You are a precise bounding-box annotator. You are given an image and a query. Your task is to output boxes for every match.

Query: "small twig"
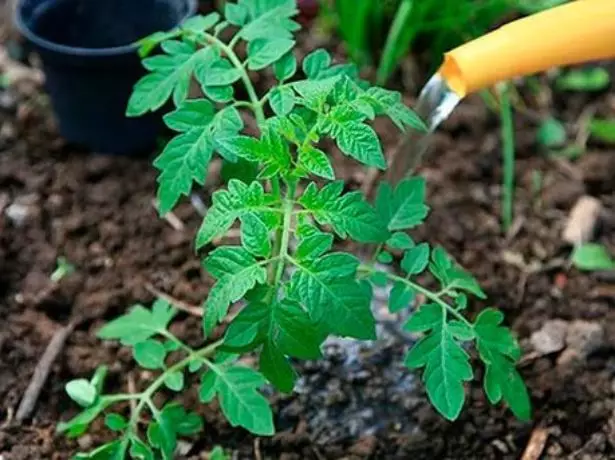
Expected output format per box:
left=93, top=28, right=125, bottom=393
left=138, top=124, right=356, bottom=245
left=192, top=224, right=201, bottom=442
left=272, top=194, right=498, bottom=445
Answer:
left=16, top=321, right=76, bottom=422
left=360, top=167, right=382, bottom=200
left=1, top=407, right=14, bottom=428
left=151, top=199, right=185, bottom=231
left=127, top=374, right=137, bottom=413
left=253, top=438, right=263, bottom=460
left=145, top=283, right=203, bottom=317
left=521, top=427, right=550, bottom=460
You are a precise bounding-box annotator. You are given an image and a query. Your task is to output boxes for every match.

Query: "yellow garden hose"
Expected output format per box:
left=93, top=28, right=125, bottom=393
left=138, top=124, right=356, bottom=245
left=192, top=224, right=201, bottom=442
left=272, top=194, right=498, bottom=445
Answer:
left=440, top=0, right=615, bottom=97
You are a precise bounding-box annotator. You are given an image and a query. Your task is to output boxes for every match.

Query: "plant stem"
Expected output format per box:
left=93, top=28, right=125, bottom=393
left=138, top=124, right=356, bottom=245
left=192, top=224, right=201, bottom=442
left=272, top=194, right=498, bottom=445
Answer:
left=359, top=265, right=472, bottom=327
left=127, top=340, right=223, bottom=430
left=498, top=82, right=515, bottom=232
left=268, top=181, right=297, bottom=295
left=376, top=0, right=414, bottom=86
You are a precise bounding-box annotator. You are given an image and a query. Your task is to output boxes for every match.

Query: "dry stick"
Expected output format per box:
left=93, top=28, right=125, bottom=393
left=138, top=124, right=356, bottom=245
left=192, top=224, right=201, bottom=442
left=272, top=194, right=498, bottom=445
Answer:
left=145, top=283, right=203, bottom=317
left=521, top=427, right=550, bottom=460
left=16, top=321, right=76, bottom=422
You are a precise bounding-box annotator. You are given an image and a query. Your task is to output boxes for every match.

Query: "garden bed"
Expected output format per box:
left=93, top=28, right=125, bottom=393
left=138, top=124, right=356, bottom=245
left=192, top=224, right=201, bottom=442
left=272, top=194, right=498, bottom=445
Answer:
left=2, top=31, right=615, bottom=460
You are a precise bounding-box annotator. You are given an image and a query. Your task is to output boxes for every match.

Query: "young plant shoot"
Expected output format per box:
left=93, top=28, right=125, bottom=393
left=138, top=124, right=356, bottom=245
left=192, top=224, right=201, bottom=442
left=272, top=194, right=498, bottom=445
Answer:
left=60, top=1, right=530, bottom=457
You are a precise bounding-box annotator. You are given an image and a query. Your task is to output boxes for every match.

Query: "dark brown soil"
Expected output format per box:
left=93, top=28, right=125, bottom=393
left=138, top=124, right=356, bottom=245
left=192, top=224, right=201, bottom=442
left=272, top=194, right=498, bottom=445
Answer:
left=3, top=28, right=615, bottom=460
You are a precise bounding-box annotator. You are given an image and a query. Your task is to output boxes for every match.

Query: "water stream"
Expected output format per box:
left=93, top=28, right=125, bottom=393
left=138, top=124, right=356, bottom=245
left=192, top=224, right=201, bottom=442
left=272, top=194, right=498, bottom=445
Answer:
left=390, top=73, right=461, bottom=182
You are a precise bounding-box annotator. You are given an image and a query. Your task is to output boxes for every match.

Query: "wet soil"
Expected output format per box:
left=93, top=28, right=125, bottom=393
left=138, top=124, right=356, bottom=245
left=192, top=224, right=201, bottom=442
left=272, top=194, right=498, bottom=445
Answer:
left=2, top=30, right=615, bottom=460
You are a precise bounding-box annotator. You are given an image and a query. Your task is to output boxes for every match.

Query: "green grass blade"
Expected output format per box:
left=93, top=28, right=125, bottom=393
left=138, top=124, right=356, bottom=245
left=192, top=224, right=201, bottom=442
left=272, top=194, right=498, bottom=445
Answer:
left=376, top=0, right=414, bottom=86
left=498, top=83, right=515, bottom=232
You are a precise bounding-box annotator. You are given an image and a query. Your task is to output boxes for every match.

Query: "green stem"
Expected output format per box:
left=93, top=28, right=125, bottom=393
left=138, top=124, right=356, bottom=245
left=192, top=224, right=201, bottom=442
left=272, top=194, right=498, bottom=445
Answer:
left=359, top=265, right=472, bottom=327
left=376, top=0, right=414, bottom=86
left=498, top=82, right=515, bottom=232
left=268, top=181, right=297, bottom=293
left=127, top=340, right=223, bottom=430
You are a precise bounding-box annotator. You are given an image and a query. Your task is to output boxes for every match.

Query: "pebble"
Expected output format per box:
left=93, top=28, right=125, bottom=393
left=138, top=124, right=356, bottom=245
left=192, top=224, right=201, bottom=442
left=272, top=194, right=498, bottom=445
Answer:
left=5, top=194, right=39, bottom=226
left=530, top=319, right=569, bottom=355
left=566, top=320, right=604, bottom=356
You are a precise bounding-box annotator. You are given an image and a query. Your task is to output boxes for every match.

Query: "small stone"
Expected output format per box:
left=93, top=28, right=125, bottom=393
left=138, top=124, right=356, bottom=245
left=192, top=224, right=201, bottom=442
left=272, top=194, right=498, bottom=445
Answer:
left=5, top=198, right=36, bottom=226
left=562, top=196, right=602, bottom=245
left=530, top=319, right=569, bottom=355
left=77, top=434, right=93, bottom=450
left=566, top=320, right=604, bottom=356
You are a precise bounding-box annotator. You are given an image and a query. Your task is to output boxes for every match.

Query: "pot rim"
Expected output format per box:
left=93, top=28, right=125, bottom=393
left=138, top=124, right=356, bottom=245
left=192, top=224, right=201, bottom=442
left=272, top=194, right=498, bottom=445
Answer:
left=14, top=0, right=198, bottom=57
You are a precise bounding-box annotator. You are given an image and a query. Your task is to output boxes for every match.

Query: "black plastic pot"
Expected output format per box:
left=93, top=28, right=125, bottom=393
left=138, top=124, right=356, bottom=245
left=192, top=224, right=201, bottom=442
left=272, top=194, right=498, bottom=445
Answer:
left=15, top=0, right=197, bottom=154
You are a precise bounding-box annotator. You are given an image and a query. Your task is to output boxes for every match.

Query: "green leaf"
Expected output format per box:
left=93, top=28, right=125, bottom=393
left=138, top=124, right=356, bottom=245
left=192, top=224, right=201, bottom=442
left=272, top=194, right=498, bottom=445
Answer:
left=295, top=232, right=334, bottom=261
left=203, top=247, right=269, bottom=335
left=360, top=87, right=426, bottom=131
left=209, top=365, right=275, bottom=435
left=404, top=303, right=442, bottom=333
left=474, top=309, right=530, bottom=420
left=448, top=321, right=475, bottom=341
left=104, top=413, right=128, bottom=431
left=302, top=49, right=331, bottom=79
left=404, top=304, right=473, bottom=420
left=240, top=213, right=272, bottom=258
left=130, top=437, right=154, bottom=460
left=161, top=403, right=203, bottom=435
left=334, top=122, right=386, bottom=169
left=74, top=441, right=125, bottom=460
left=401, top=243, right=430, bottom=275
left=164, top=99, right=215, bottom=132
left=203, top=85, right=234, bottom=103
left=127, top=43, right=205, bottom=116
left=260, top=340, right=297, bottom=392
left=589, top=118, right=615, bottom=144
left=164, top=371, right=185, bottom=392
left=154, top=128, right=213, bottom=214
left=298, top=146, right=334, bottom=180
left=57, top=398, right=110, bottom=437
left=133, top=340, right=167, bottom=370
left=225, top=2, right=248, bottom=25
left=182, top=12, right=220, bottom=33
left=209, top=446, right=228, bottom=460
left=298, top=182, right=389, bottom=243
left=376, top=178, right=429, bottom=231
left=289, top=256, right=375, bottom=340
left=370, top=270, right=388, bottom=287
left=196, top=180, right=280, bottom=248
left=274, top=52, right=297, bottom=81
left=65, top=379, right=97, bottom=408
left=556, top=67, right=610, bottom=92
left=537, top=118, right=567, bottom=148
left=474, top=308, right=521, bottom=361
left=147, top=419, right=175, bottom=460
left=483, top=354, right=531, bottom=421
left=97, top=301, right=175, bottom=345
left=269, top=86, right=296, bottom=116
left=274, top=300, right=324, bottom=359
left=389, top=281, right=415, bottom=313
left=239, top=0, right=300, bottom=42
left=572, top=243, right=615, bottom=271
left=90, top=366, right=108, bottom=394
left=377, top=251, right=393, bottom=264
left=224, top=301, right=270, bottom=349
left=247, top=38, right=295, bottom=71
left=292, top=76, right=341, bottom=107
left=215, top=131, right=292, bottom=178
left=429, top=247, right=486, bottom=299
left=386, top=232, right=414, bottom=250
left=200, top=371, right=218, bottom=403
